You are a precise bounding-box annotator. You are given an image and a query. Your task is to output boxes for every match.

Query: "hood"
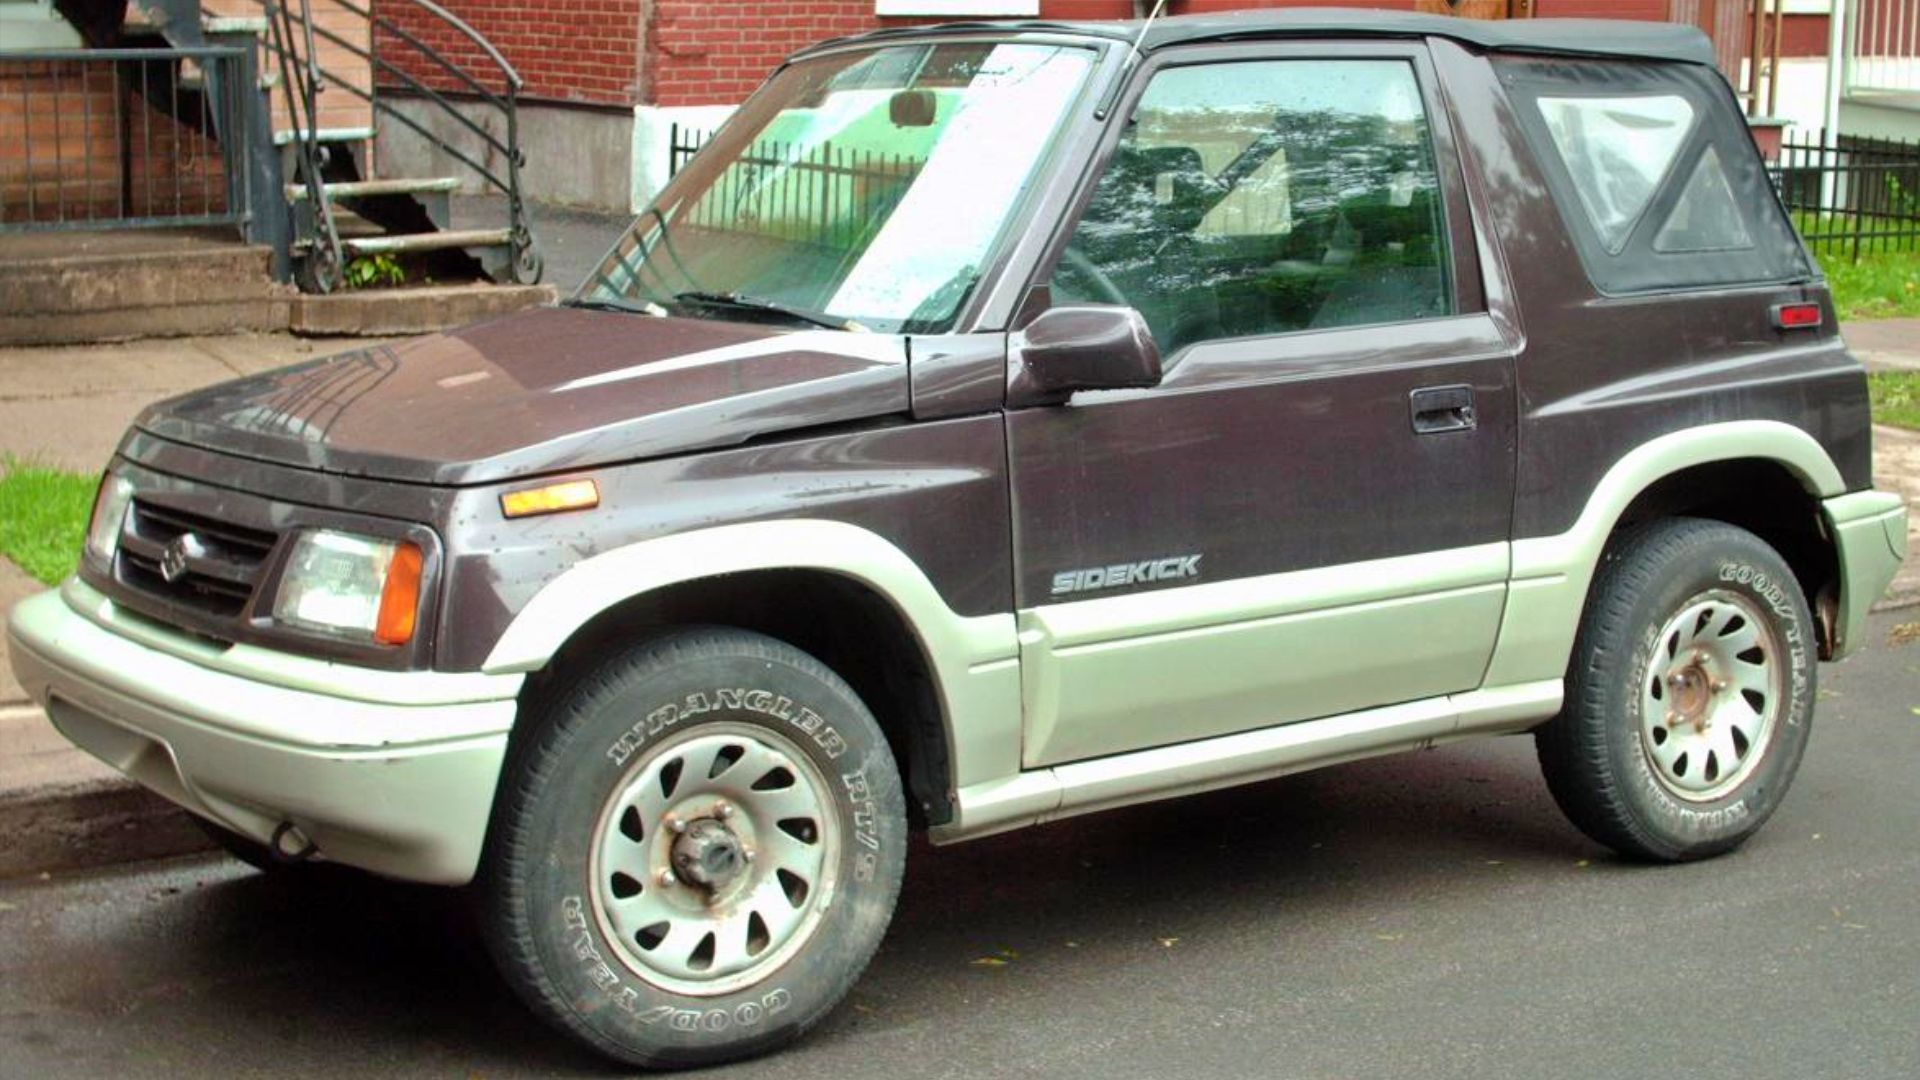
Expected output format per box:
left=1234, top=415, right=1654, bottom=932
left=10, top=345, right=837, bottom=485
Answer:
left=133, top=306, right=911, bottom=485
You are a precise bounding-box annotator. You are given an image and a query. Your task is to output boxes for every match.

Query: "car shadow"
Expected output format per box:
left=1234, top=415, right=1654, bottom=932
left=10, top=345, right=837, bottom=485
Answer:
left=130, top=736, right=1609, bottom=1075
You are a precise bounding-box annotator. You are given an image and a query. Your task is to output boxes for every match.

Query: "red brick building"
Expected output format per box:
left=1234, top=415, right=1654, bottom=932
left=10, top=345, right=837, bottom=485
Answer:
left=363, top=1, right=1838, bottom=212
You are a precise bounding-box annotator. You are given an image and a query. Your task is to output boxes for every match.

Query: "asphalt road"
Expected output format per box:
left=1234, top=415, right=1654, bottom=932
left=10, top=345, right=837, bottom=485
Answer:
left=4, top=610, right=1918, bottom=1080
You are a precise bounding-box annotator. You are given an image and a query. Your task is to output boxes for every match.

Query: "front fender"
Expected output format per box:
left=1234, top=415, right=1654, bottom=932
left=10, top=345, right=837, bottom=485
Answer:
left=482, top=519, right=1022, bottom=790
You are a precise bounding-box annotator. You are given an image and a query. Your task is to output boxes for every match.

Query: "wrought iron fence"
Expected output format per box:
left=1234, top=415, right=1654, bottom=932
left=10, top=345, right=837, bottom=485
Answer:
left=1, top=47, right=254, bottom=232
left=1773, top=132, right=1920, bottom=262
left=664, top=125, right=925, bottom=249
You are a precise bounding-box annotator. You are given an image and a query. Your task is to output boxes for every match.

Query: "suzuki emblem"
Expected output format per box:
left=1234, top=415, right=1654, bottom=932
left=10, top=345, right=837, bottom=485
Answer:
left=158, top=535, right=197, bottom=583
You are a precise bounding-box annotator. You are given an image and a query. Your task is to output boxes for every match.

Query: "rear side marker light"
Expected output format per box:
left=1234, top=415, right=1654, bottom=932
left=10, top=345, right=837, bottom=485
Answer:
left=1772, top=303, right=1823, bottom=330
left=501, top=479, right=600, bottom=519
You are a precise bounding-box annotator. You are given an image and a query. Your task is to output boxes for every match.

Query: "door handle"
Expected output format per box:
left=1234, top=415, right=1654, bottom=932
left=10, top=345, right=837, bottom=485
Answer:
left=1410, top=385, right=1476, bottom=435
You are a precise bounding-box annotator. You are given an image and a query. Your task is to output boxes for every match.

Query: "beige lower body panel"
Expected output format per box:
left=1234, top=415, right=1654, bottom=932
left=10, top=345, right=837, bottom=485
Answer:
left=933, top=679, right=1562, bottom=843
left=1018, top=544, right=1512, bottom=767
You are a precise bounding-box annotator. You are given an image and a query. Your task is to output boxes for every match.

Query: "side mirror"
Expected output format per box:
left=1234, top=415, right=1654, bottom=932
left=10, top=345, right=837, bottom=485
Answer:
left=1012, top=305, right=1162, bottom=403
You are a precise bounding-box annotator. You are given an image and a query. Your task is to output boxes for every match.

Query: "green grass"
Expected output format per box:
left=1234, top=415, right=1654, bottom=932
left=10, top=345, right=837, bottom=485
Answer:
left=1818, top=251, right=1920, bottom=320
left=0, top=458, right=97, bottom=587
left=1870, top=370, right=1920, bottom=432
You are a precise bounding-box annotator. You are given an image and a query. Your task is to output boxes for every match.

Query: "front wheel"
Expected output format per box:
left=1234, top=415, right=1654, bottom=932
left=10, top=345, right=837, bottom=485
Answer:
left=1536, top=518, right=1817, bottom=862
left=482, top=628, right=906, bottom=1069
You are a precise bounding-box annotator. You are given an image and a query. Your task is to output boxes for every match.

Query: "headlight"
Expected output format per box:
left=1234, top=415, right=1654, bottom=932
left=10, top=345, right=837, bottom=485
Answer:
left=273, top=530, right=425, bottom=646
left=85, top=474, right=135, bottom=564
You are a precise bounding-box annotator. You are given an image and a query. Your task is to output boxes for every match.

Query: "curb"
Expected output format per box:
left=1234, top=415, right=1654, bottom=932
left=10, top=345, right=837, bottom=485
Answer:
left=0, top=772, right=212, bottom=881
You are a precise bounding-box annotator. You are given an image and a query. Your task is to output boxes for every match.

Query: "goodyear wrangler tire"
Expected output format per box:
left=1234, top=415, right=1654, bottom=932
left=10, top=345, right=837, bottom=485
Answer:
left=1536, top=518, right=1816, bottom=862
left=482, top=628, right=907, bottom=1068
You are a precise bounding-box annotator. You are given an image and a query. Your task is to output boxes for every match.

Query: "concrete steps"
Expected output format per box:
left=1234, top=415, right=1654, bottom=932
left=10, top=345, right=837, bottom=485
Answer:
left=0, top=232, right=291, bottom=347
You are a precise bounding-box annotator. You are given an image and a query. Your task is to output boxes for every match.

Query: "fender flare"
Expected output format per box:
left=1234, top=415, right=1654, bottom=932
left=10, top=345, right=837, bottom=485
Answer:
left=1485, top=420, right=1846, bottom=685
left=482, top=519, right=1023, bottom=790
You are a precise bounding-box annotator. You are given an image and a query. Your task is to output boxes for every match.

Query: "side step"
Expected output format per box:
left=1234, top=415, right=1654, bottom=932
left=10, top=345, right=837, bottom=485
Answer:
left=272, top=125, right=376, bottom=147
left=342, top=229, right=511, bottom=257
left=287, top=177, right=463, bottom=202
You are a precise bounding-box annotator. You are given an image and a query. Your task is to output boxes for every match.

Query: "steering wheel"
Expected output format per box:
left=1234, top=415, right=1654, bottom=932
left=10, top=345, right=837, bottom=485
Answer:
left=1055, top=245, right=1130, bottom=308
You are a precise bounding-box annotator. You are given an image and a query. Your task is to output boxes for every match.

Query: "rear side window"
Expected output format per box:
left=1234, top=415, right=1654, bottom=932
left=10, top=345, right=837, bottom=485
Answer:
left=1537, top=95, right=1694, bottom=253
left=1504, top=59, right=1809, bottom=294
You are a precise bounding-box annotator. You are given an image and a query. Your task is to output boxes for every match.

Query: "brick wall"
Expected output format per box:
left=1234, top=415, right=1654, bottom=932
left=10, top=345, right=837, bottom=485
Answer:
left=205, top=1, right=372, bottom=133
left=374, top=0, right=645, bottom=107
left=0, top=60, right=228, bottom=226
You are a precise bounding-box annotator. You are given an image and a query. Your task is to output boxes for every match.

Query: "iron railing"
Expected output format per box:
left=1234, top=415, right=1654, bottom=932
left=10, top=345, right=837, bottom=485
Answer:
left=1773, top=131, right=1920, bottom=261
left=1, top=46, right=253, bottom=232
left=665, top=126, right=926, bottom=249
left=261, top=0, right=537, bottom=288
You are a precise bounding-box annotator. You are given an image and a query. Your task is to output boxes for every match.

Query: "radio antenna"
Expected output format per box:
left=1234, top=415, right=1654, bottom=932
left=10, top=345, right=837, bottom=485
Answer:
left=1126, top=0, right=1171, bottom=69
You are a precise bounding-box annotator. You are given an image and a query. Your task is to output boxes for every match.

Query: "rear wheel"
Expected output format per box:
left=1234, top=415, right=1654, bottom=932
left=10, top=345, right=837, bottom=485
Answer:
left=482, top=628, right=906, bottom=1068
left=1536, top=518, right=1816, bottom=861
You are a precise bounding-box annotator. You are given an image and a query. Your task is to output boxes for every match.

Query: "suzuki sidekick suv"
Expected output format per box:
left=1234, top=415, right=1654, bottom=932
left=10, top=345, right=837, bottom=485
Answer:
left=8, top=8, right=1909, bottom=1069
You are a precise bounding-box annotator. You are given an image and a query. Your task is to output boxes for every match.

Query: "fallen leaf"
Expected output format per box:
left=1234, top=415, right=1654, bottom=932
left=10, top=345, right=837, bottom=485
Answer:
left=1375, top=933, right=1404, bottom=942
left=0, top=901, right=14, bottom=912
left=1888, top=622, right=1920, bottom=646
left=970, top=957, right=1008, bottom=968
left=1575, top=859, right=1591, bottom=868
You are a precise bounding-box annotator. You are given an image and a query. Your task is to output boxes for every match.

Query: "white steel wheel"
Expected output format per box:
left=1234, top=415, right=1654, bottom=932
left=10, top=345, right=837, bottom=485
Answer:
left=1536, top=518, right=1816, bottom=862
left=1638, top=590, right=1787, bottom=802
left=590, top=725, right=841, bottom=996
left=483, top=628, right=907, bottom=1069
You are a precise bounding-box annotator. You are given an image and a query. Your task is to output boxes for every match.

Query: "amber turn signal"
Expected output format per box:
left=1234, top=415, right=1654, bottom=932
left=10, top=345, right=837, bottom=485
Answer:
left=500, top=479, right=601, bottom=519
left=374, top=542, right=425, bottom=646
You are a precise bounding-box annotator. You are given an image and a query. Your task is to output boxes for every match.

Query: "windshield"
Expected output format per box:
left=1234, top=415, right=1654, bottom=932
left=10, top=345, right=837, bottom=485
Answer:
left=579, top=41, right=1096, bottom=334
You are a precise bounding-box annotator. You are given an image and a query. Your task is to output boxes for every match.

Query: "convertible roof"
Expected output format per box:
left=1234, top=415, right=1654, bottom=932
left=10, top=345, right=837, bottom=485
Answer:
left=803, top=8, right=1719, bottom=68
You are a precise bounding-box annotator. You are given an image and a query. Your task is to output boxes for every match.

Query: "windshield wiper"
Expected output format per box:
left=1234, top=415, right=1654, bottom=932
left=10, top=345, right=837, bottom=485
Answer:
left=673, top=291, right=868, bottom=333
left=563, top=295, right=668, bottom=317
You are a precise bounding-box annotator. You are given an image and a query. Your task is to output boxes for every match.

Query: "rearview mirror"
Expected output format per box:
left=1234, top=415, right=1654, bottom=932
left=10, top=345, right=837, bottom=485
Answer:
left=1012, top=305, right=1162, bottom=403
left=890, top=89, right=936, bottom=127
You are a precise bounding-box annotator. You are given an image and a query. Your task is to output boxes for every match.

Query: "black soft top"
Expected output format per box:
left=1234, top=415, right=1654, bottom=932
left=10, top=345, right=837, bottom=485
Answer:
left=802, top=7, right=1717, bottom=68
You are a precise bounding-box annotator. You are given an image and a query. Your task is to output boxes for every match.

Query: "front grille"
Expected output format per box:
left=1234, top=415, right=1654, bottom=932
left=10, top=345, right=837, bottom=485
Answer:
left=116, top=500, right=279, bottom=619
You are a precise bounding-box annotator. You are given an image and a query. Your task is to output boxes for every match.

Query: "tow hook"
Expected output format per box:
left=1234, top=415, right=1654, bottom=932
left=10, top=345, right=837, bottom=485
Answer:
left=270, top=821, right=319, bottom=863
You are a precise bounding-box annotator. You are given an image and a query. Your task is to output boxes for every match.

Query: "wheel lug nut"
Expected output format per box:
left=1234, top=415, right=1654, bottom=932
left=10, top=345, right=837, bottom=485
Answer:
left=1711, top=679, right=1729, bottom=692
left=742, top=847, right=755, bottom=863
left=666, top=814, right=687, bottom=834
left=714, top=801, right=733, bottom=819
left=657, top=869, right=677, bottom=887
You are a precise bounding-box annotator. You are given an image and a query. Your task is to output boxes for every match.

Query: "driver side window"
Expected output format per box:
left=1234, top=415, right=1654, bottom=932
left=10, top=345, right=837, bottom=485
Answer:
left=1050, top=58, right=1453, bottom=357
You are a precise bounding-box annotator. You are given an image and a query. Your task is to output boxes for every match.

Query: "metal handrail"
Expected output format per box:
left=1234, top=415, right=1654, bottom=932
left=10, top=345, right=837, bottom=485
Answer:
left=0, top=46, right=253, bottom=234
left=264, top=0, right=342, bottom=289
left=265, top=0, right=537, bottom=288
left=260, top=22, right=514, bottom=176
left=331, top=0, right=522, bottom=92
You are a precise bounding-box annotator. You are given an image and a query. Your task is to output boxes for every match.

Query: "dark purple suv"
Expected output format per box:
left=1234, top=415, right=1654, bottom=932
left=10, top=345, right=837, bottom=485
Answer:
left=8, top=8, right=1907, bottom=1067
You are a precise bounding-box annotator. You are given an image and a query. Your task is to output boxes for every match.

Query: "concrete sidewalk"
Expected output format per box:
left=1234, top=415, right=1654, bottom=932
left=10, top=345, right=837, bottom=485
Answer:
left=2, top=319, right=1919, bottom=879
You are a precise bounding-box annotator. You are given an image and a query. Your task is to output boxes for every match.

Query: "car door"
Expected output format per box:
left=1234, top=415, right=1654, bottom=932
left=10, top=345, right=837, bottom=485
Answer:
left=1007, top=42, right=1519, bottom=767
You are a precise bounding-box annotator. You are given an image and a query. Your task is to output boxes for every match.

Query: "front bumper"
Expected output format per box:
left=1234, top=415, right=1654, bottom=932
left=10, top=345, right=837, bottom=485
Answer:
left=6, top=580, right=523, bottom=885
left=1824, top=488, right=1910, bottom=659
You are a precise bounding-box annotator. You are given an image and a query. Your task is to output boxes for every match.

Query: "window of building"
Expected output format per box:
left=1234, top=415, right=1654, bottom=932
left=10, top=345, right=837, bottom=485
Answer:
left=1049, top=58, right=1452, bottom=358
